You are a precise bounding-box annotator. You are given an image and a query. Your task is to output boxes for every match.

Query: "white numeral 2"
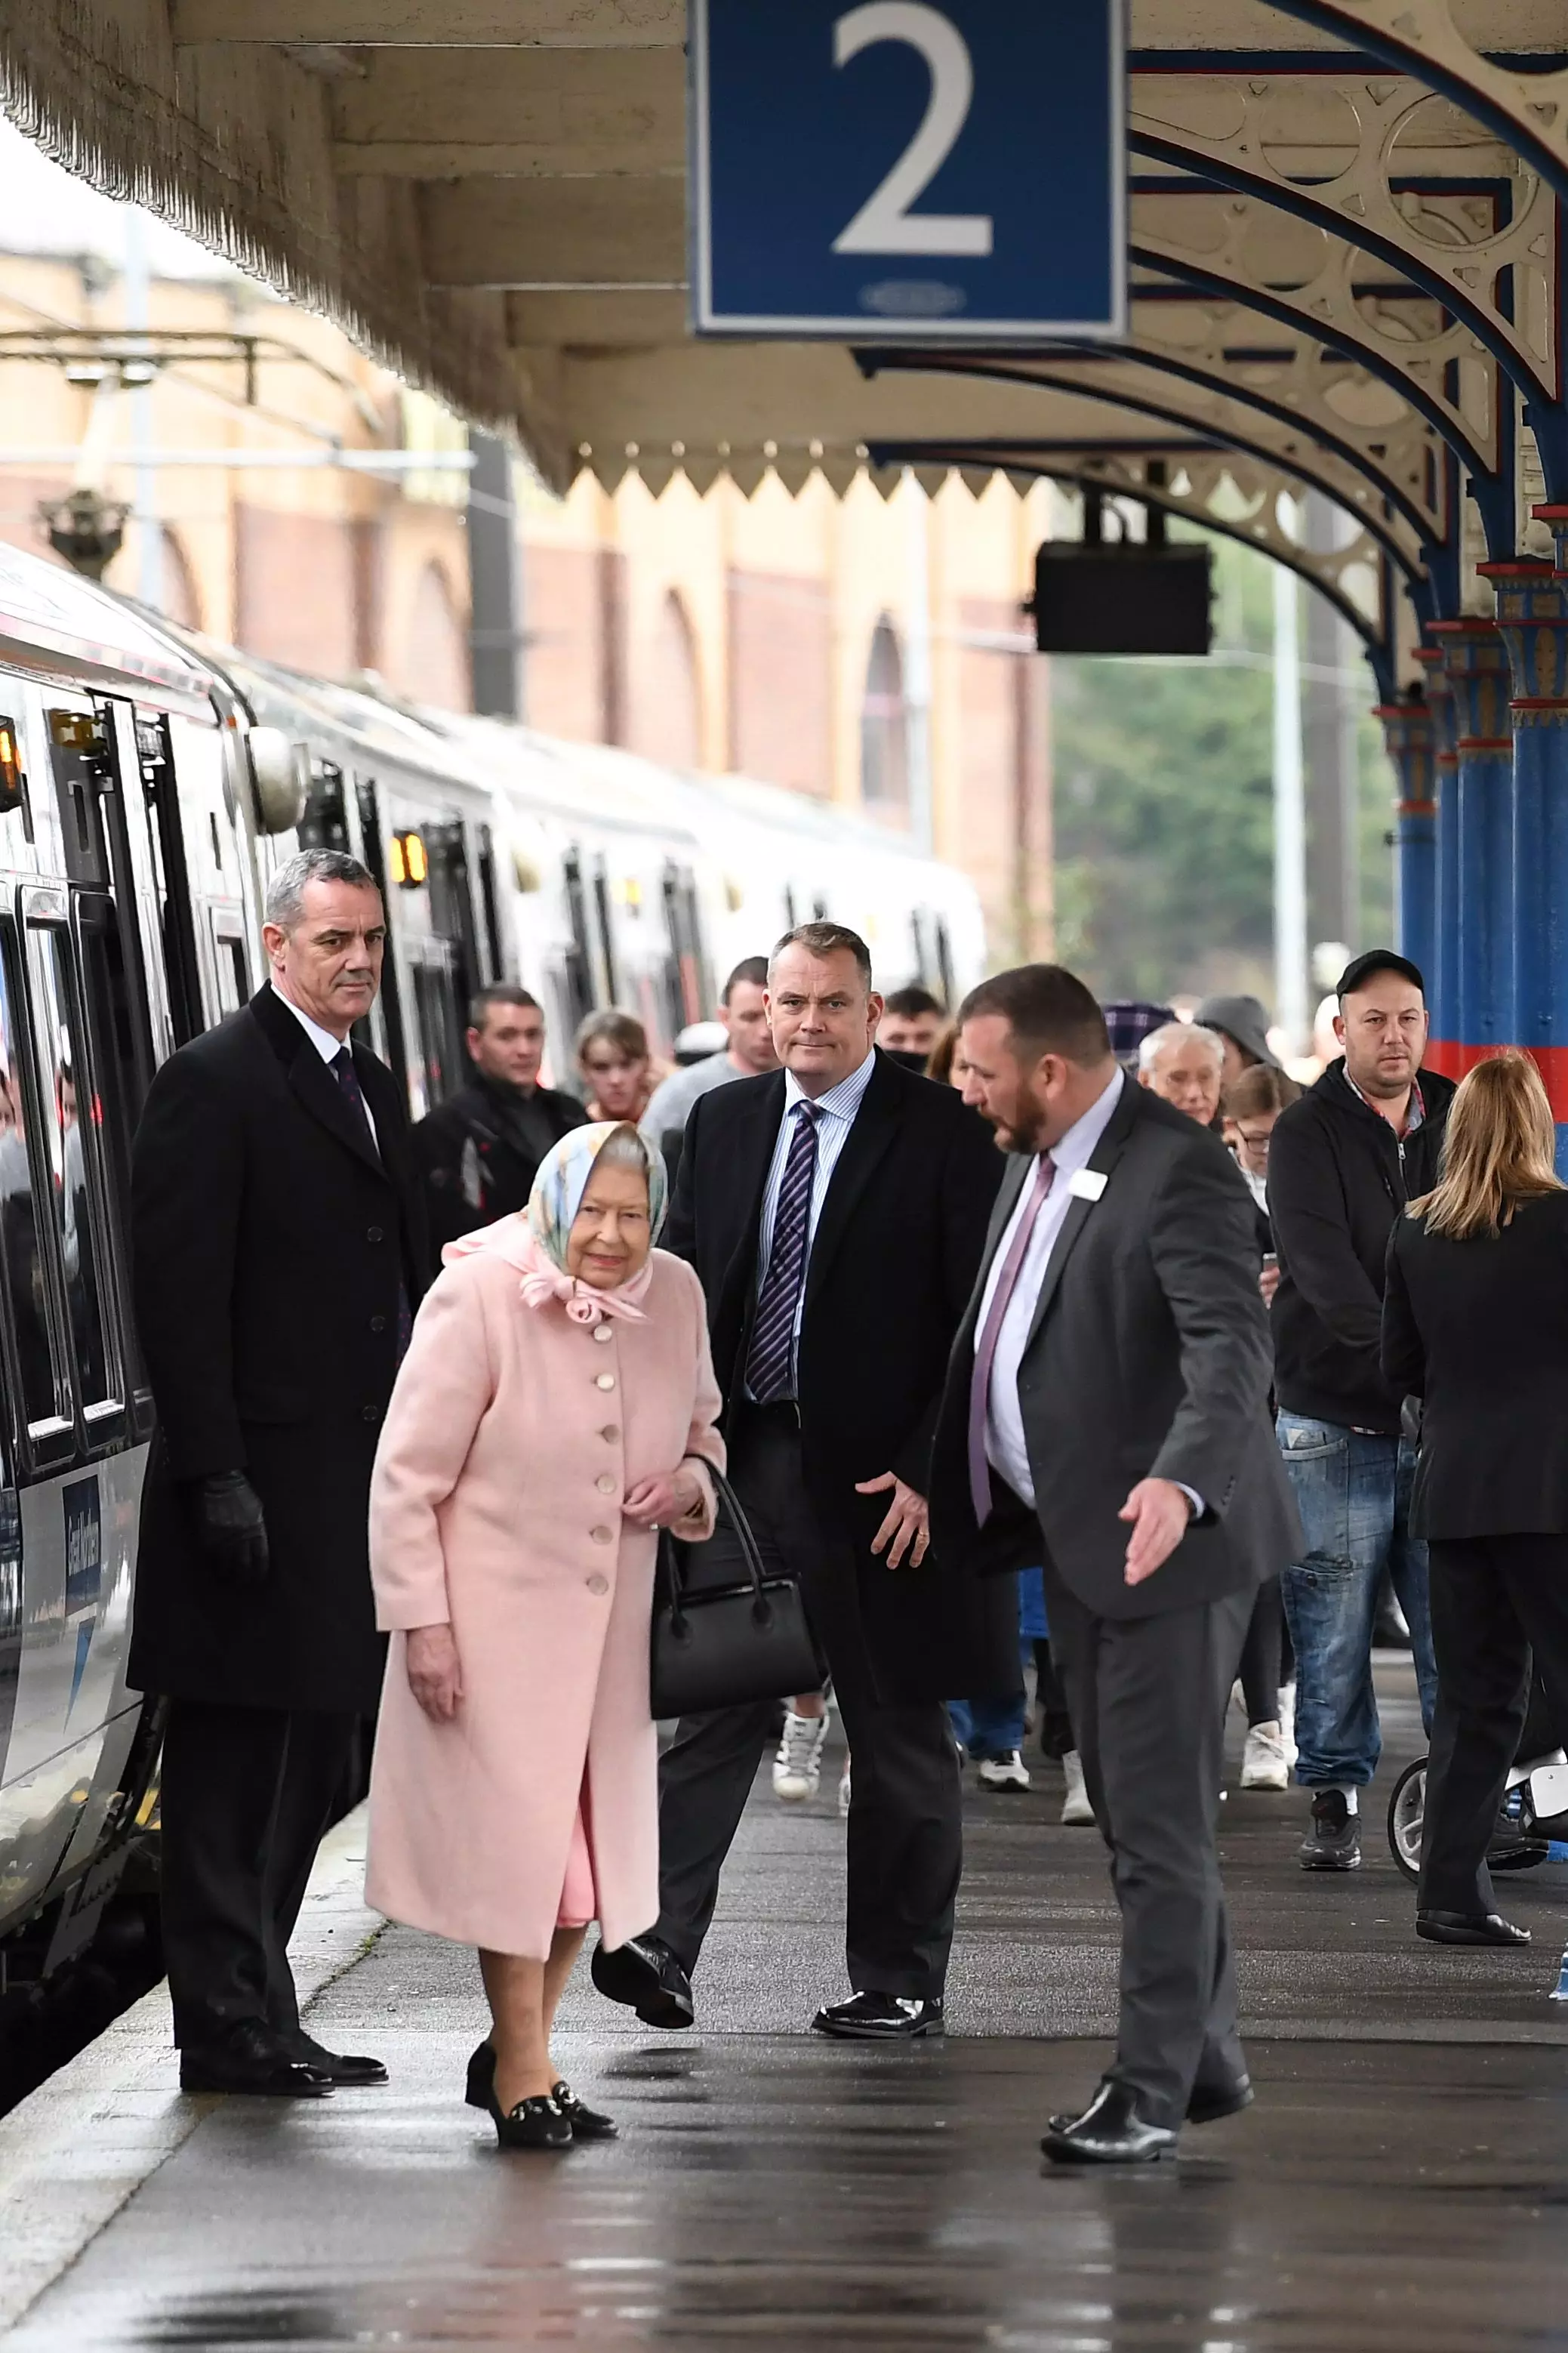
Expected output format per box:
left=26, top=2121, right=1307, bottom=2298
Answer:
left=831, top=2, right=993, bottom=258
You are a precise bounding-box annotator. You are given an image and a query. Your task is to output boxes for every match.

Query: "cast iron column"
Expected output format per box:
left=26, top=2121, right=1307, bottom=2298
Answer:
left=1415, top=645, right=1460, bottom=1078
left=1428, top=619, right=1515, bottom=1072
left=1375, top=689, right=1437, bottom=1000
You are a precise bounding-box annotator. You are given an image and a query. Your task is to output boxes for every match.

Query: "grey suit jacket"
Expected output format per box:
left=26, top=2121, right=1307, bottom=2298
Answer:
left=929, top=1077, right=1302, bottom=1620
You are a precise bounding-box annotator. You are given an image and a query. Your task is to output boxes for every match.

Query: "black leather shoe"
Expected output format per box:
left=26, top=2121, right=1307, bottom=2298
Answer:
left=553, top=2079, right=618, bottom=2140
left=1186, top=2071, right=1254, bottom=2126
left=290, top=2033, right=387, bottom=2086
left=466, top=2039, right=496, bottom=2109
left=1298, top=1790, right=1362, bottom=1871
left=485, top=2086, right=573, bottom=2151
left=590, top=1934, right=695, bottom=2030
left=1041, top=2078, right=1178, bottom=2166
left=1417, top=1907, right=1532, bottom=1947
left=180, top=2021, right=334, bottom=2099
left=811, top=1991, right=944, bottom=2039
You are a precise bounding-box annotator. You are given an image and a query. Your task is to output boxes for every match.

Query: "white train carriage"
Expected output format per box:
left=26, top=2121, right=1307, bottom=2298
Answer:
left=0, top=537, right=987, bottom=1997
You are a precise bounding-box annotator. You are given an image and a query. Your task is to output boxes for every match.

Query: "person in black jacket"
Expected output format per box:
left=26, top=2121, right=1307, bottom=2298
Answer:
left=1382, top=1051, right=1568, bottom=1950
left=1267, top=948, right=1452, bottom=1872
left=590, top=922, right=1012, bottom=2042
left=131, top=848, right=428, bottom=2099
left=411, top=984, right=587, bottom=1253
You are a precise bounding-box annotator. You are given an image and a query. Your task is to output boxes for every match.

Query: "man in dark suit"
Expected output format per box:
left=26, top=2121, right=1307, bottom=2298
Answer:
left=592, top=921, right=1010, bottom=2039
left=930, top=965, right=1300, bottom=2161
left=410, top=982, right=587, bottom=1254
left=131, top=847, right=427, bottom=2097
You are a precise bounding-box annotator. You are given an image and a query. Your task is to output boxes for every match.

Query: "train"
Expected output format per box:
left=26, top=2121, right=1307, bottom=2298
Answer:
left=0, top=535, right=985, bottom=2006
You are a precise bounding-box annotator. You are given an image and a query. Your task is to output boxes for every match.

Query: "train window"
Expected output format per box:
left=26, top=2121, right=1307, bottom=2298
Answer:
left=476, top=825, right=504, bottom=978
left=592, top=864, right=620, bottom=1005
left=0, top=938, right=59, bottom=1431
left=298, top=763, right=350, bottom=853
left=45, top=707, right=110, bottom=882
left=661, top=863, right=710, bottom=1035
left=138, top=714, right=202, bottom=1047
left=0, top=715, right=26, bottom=819
left=75, top=896, right=146, bottom=1404
left=408, top=954, right=464, bottom=1113
left=211, top=921, right=249, bottom=1018
left=25, top=924, right=117, bottom=1420
left=353, top=780, right=410, bottom=1110
left=560, top=852, right=594, bottom=1026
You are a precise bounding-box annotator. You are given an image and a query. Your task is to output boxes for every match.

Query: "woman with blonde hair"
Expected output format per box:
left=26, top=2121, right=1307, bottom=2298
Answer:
left=1382, top=1050, right=1568, bottom=1953
left=365, top=1121, right=723, bottom=2148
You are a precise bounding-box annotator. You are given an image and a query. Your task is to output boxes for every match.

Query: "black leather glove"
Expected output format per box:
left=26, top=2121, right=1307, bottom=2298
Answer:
left=189, top=1471, right=270, bottom=1587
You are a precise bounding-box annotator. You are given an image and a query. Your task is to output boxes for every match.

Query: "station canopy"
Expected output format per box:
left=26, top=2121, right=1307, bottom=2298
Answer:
left=4, top=2, right=1566, bottom=689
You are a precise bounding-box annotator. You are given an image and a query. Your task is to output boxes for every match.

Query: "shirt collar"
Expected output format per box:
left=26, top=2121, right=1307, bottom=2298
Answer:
left=270, top=980, right=350, bottom=1067
left=782, top=1046, right=878, bottom=1124
left=1043, top=1063, right=1124, bottom=1177
left=1344, top=1063, right=1425, bottom=1136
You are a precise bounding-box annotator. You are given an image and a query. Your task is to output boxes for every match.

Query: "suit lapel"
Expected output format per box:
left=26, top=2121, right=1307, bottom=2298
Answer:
left=955, top=1150, right=1030, bottom=1353
left=719, top=1071, right=787, bottom=1303
left=1022, top=1073, right=1142, bottom=1352
left=248, top=986, right=387, bottom=1183
left=802, top=1053, right=901, bottom=1315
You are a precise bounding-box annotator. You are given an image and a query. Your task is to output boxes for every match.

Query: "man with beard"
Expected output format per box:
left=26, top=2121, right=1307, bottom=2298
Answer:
left=412, top=985, right=587, bottom=1253
left=929, top=963, right=1298, bottom=2163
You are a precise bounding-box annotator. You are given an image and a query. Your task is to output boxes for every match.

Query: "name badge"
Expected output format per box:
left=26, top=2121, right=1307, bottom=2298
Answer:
left=1067, top=1168, right=1107, bottom=1202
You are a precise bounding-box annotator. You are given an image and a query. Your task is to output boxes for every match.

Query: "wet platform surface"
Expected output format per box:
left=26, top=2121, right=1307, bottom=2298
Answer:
left=8, top=1662, right=1568, bottom=2351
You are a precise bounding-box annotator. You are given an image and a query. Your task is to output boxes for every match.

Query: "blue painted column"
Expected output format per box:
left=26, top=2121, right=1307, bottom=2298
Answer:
left=1415, top=646, right=1460, bottom=1080
left=1428, top=620, right=1516, bottom=1072
left=1483, top=535, right=1568, bottom=1163
left=1374, top=691, right=1436, bottom=994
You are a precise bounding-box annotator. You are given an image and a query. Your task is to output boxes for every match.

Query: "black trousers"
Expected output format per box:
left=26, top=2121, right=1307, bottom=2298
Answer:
left=655, top=1408, right=962, bottom=2000
left=159, top=1698, right=356, bottom=2049
left=1237, top=1574, right=1286, bottom=1728
left=1045, top=1571, right=1252, bottom=2129
left=1419, top=1532, right=1568, bottom=1917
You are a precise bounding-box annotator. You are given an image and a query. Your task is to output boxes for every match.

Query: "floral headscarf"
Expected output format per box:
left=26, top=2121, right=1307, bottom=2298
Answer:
left=518, top=1121, right=667, bottom=1325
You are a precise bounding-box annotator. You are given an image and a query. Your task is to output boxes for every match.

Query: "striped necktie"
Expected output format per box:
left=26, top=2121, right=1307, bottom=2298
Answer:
left=746, top=1102, right=821, bottom=1402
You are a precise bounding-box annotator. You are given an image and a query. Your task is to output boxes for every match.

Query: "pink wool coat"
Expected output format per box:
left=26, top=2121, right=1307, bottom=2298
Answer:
left=364, top=1218, right=723, bottom=1958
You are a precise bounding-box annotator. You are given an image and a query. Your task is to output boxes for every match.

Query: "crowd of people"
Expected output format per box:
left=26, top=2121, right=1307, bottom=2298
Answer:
left=125, top=844, right=1568, bottom=2166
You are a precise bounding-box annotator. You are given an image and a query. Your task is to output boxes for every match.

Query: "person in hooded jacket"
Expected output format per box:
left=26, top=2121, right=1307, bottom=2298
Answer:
left=1265, top=950, right=1451, bottom=1873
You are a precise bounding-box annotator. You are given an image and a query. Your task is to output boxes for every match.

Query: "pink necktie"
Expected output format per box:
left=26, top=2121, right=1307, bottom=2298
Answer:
left=969, top=1155, right=1056, bottom=1523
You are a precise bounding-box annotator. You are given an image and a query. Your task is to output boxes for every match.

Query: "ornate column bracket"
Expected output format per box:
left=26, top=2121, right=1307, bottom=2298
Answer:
left=1427, top=617, right=1517, bottom=1065
left=1374, top=689, right=1437, bottom=984
left=1266, top=0, right=1568, bottom=208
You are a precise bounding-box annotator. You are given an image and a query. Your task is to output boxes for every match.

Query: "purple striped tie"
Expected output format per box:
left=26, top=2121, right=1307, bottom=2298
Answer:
left=746, top=1102, right=821, bottom=1402
left=969, top=1155, right=1056, bottom=1523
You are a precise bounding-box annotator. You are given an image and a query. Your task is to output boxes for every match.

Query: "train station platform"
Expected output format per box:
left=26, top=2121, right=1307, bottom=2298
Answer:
left=4, top=1664, right=1566, bottom=2352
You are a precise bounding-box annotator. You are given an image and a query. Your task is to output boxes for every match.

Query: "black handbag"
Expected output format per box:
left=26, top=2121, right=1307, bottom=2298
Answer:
left=651, top=1466, right=821, bottom=1717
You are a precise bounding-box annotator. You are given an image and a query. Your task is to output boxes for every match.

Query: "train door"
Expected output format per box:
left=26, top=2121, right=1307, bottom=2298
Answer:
left=351, top=779, right=410, bottom=1101
left=558, top=849, right=596, bottom=1039
left=661, top=861, right=711, bottom=1036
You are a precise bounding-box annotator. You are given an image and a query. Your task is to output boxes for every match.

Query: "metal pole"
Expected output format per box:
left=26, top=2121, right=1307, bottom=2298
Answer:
left=1273, top=552, right=1309, bottom=1053
left=122, top=211, right=163, bottom=612
left=467, top=429, right=522, bottom=720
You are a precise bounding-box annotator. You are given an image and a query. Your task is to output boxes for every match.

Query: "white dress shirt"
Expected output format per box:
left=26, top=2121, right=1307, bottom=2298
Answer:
left=977, top=1065, right=1124, bottom=1509
left=270, top=982, right=380, bottom=1152
left=752, top=1047, right=877, bottom=1370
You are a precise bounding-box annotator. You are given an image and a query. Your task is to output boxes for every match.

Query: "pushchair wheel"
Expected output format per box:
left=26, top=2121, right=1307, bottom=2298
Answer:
left=1388, top=1756, right=1425, bottom=1883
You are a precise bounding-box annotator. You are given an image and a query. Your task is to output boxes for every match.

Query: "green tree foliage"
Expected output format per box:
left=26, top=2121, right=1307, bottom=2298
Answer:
left=1048, top=535, right=1393, bottom=1004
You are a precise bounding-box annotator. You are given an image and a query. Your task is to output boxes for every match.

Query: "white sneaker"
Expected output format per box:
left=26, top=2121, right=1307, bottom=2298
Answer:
left=838, top=1758, right=852, bottom=1817
left=1061, top=1750, right=1095, bottom=1826
left=772, top=1707, right=830, bottom=1801
left=1241, top=1719, right=1292, bottom=1791
left=978, top=1750, right=1031, bottom=1792
left=1279, top=1681, right=1298, bottom=1761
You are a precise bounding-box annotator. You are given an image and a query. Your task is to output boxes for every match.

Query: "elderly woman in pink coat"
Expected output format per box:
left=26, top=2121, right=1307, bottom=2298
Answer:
left=365, top=1121, right=722, bottom=2151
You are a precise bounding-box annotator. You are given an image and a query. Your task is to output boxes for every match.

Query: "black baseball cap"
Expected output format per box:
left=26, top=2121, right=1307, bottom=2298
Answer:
left=1335, top=948, right=1425, bottom=1002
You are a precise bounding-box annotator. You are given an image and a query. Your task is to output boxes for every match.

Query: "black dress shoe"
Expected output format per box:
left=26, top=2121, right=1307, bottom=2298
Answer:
left=590, top=1934, right=695, bottom=2030
left=180, top=2021, right=334, bottom=2099
left=1186, top=2071, right=1254, bottom=2126
left=552, top=2079, right=618, bottom=2140
left=811, top=1991, right=944, bottom=2039
left=1041, top=2078, right=1177, bottom=2166
left=466, top=2039, right=496, bottom=2110
left=485, top=2086, right=573, bottom=2151
left=291, top=2033, right=388, bottom=2086
left=1416, top=1907, right=1532, bottom=1947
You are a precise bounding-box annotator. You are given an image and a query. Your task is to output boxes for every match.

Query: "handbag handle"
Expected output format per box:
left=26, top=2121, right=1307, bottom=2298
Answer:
left=664, top=1461, right=771, bottom=1633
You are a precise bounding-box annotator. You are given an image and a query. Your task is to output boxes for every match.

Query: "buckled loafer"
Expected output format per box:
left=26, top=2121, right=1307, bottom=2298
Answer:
left=291, top=2033, right=387, bottom=2086
left=811, top=1991, right=944, bottom=2039
left=180, top=2021, right=334, bottom=2099
left=1042, top=2078, right=1177, bottom=2165
left=1416, top=1907, right=1531, bottom=1948
left=590, top=1933, right=695, bottom=2029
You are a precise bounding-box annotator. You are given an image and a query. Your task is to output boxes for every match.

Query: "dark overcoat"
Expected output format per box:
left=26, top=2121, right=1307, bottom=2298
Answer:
left=930, top=1076, right=1302, bottom=1620
left=128, top=983, right=428, bottom=1712
left=664, top=1048, right=1017, bottom=1701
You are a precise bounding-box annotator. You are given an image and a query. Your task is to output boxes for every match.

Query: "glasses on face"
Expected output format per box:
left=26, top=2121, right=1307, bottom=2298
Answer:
left=1236, top=1125, right=1275, bottom=1155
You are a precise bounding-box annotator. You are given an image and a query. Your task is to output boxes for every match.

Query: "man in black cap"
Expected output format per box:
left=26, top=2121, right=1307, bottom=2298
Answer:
left=1265, top=949, right=1449, bottom=1871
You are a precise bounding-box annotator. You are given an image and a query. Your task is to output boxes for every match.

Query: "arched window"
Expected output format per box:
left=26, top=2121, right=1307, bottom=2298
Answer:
left=402, top=561, right=469, bottom=710
left=637, top=589, right=703, bottom=769
left=159, top=529, right=202, bottom=630
left=861, top=616, right=909, bottom=821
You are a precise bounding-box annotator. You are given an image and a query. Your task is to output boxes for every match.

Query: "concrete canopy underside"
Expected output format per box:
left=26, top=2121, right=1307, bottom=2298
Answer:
left=2, top=2, right=1565, bottom=675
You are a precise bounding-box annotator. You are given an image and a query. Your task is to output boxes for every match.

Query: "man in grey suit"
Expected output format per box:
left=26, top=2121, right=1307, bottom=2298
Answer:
left=930, top=964, right=1301, bottom=2164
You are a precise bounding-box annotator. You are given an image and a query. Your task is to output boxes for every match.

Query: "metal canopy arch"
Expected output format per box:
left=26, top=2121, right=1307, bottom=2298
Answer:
left=865, top=432, right=1401, bottom=697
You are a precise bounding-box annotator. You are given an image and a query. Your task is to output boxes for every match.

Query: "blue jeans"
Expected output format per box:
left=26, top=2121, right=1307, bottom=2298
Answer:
left=949, top=1690, right=1027, bottom=1757
left=1276, top=1411, right=1438, bottom=1787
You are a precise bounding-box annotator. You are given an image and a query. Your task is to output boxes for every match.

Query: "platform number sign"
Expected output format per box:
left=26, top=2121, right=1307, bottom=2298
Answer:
left=691, top=0, right=1126, bottom=341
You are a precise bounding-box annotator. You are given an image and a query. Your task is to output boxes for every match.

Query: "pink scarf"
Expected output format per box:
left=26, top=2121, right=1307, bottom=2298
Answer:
left=514, top=1224, right=655, bottom=1326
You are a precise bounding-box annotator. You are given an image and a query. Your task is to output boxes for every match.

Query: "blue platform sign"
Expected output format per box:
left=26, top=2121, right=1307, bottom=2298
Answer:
left=691, top=1, right=1126, bottom=342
